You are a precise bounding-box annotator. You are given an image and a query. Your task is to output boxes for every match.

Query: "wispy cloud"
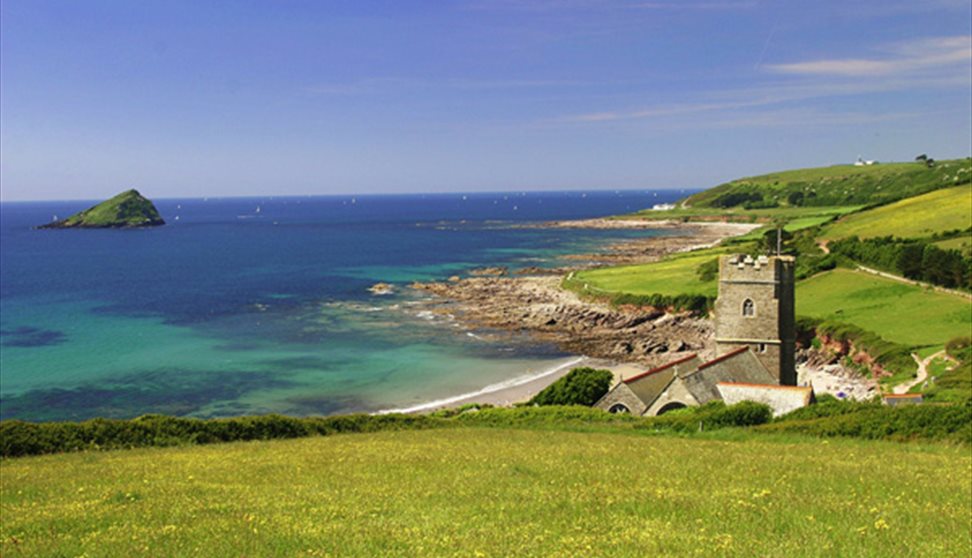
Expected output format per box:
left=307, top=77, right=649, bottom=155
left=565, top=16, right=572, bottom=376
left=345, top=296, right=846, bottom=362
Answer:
left=558, top=36, right=970, bottom=126
left=556, top=73, right=969, bottom=125
left=766, top=35, right=971, bottom=76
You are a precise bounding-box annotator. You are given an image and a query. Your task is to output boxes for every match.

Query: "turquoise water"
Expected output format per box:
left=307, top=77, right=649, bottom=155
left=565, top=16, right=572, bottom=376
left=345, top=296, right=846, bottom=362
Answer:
left=0, top=191, right=688, bottom=420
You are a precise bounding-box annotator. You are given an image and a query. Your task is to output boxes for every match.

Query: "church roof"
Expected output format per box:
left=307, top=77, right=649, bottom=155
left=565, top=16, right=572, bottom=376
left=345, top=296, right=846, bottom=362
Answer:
left=680, top=348, right=776, bottom=404
left=623, top=353, right=698, bottom=384
left=622, top=354, right=701, bottom=410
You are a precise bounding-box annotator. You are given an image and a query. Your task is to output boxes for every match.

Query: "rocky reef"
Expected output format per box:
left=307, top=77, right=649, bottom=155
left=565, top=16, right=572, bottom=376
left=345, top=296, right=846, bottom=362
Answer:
left=411, top=275, right=713, bottom=365
left=39, top=189, right=165, bottom=229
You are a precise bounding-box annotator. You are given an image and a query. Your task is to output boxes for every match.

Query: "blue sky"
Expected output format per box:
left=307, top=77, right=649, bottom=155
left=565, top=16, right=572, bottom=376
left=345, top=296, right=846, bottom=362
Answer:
left=1, top=0, right=970, bottom=201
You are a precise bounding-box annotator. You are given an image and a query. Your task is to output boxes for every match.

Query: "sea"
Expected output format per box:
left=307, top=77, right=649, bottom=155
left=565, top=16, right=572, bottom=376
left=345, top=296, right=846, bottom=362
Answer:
left=0, top=190, right=691, bottom=421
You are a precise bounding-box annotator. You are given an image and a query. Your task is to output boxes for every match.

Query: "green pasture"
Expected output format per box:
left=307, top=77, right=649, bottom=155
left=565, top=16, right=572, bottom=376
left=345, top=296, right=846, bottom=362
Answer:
left=569, top=250, right=720, bottom=298
left=935, top=235, right=972, bottom=257
left=573, top=258, right=969, bottom=350
left=795, top=269, right=972, bottom=347
left=2, top=428, right=969, bottom=557
left=682, top=159, right=970, bottom=209
left=821, top=185, right=972, bottom=241
left=625, top=205, right=862, bottom=224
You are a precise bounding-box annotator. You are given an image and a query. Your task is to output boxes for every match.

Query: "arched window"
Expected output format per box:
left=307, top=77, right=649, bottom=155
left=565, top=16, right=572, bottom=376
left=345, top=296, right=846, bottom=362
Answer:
left=608, top=403, right=630, bottom=414
left=656, top=401, right=687, bottom=415
left=742, top=299, right=755, bottom=317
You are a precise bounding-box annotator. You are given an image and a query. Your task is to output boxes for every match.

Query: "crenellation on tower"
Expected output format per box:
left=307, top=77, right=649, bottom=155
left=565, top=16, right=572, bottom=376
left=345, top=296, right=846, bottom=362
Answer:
left=714, top=254, right=796, bottom=385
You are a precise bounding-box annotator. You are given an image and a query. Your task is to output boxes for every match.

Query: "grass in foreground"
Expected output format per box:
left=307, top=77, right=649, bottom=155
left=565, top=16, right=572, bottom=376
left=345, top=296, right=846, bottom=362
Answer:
left=821, top=185, right=972, bottom=241
left=2, top=428, right=970, bottom=557
left=795, top=269, right=972, bottom=347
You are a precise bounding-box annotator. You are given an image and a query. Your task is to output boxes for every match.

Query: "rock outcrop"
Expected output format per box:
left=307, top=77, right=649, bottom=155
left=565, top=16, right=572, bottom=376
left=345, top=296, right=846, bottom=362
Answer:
left=411, top=276, right=712, bottom=365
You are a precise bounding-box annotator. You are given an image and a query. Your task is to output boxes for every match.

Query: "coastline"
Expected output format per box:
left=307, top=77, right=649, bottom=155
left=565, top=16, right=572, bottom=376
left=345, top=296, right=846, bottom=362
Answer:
left=385, top=219, right=757, bottom=413
left=385, top=217, right=877, bottom=413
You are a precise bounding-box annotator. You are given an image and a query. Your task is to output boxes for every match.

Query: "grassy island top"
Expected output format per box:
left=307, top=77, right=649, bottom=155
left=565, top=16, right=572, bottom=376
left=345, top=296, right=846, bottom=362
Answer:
left=39, top=189, right=165, bottom=229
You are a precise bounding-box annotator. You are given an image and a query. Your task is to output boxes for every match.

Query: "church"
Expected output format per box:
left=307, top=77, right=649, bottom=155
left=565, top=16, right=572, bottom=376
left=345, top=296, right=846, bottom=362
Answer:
left=594, top=254, right=814, bottom=417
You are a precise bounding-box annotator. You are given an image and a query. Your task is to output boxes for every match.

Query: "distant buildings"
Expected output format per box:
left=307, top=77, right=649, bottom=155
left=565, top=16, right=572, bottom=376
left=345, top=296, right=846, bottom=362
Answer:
left=854, top=156, right=877, bottom=166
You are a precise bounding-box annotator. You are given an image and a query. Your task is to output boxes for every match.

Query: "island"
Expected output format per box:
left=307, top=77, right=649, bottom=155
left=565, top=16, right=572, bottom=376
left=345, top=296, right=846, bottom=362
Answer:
left=38, top=189, right=165, bottom=229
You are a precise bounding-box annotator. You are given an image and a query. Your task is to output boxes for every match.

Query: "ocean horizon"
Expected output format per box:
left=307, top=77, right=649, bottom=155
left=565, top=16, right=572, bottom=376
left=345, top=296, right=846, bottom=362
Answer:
left=1, top=189, right=692, bottom=421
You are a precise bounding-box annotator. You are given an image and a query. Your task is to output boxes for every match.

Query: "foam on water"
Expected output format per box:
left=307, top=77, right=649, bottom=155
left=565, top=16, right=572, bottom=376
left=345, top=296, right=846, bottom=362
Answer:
left=375, top=356, right=586, bottom=414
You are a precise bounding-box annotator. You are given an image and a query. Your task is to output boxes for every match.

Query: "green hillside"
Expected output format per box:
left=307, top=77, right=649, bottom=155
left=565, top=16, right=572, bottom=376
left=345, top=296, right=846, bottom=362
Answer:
left=794, top=269, right=971, bottom=348
left=821, top=184, right=972, bottom=241
left=682, top=159, right=971, bottom=210
left=572, top=261, right=970, bottom=350
left=2, top=428, right=969, bottom=557
left=39, top=189, right=165, bottom=229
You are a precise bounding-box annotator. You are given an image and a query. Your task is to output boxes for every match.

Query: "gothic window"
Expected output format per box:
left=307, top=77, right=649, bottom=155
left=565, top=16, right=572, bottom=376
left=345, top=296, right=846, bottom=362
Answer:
left=742, top=299, right=755, bottom=317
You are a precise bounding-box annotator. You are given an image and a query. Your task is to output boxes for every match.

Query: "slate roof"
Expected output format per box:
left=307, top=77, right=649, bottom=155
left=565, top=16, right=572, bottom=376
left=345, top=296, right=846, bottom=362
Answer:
left=622, top=354, right=701, bottom=409
left=680, top=347, right=776, bottom=404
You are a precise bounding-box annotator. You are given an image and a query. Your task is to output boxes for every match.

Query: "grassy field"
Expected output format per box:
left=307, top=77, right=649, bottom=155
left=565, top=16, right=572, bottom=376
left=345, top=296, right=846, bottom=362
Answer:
left=795, top=269, right=972, bottom=347
left=821, top=185, right=972, bottom=241
left=624, top=204, right=862, bottom=224
left=935, top=235, right=972, bottom=257
left=2, top=428, right=970, bottom=557
left=569, top=250, right=720, bottom=298
left=681, top=159, right=971, bottom=209
left=573, top=260, right=969, bottom=350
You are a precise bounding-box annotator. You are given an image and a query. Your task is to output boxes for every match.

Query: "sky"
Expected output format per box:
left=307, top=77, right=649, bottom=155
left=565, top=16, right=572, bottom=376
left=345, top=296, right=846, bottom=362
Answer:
left=1, top=0, right=970, bottom=201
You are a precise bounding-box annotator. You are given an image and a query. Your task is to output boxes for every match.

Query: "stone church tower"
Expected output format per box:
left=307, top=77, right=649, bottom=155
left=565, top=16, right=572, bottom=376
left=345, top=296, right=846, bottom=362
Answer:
left=714, top=254, right=796, bottom=385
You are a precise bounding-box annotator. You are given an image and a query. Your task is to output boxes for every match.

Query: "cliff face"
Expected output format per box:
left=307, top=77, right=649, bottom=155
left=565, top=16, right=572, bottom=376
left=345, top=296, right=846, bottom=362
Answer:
left=39, top=189, right=165, bottom=229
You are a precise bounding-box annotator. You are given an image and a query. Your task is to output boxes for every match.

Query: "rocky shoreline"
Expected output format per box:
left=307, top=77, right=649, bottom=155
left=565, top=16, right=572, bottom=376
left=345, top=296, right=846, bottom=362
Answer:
left=383, top=218, right=875, bottom=403
left=403, top=220, right=758, bottom=368
left=411, top=275, right=714, bottom=366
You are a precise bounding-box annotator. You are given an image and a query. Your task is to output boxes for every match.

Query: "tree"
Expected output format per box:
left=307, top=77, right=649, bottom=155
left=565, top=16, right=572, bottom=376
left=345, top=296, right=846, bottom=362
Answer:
left=897, top=243, right=924, bottom=279
left=529, top=367, right=614, bottom=406
left=762, top=227, right=794, bottom=255
left=915, top=154, right=928, bottom=162
left=787, top=191, right=805, bottom=206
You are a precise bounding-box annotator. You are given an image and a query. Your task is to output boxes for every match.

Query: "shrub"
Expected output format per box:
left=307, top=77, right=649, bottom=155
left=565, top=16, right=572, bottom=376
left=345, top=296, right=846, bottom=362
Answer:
left=695, top=257, right=719, bottom=282
left=0, top=413, right=446, bottom=458
left=638, top=401, right=773, bottom=432
left=528, top=367, right=614, bottom=407
left=759, top=399, right=971, bottom=444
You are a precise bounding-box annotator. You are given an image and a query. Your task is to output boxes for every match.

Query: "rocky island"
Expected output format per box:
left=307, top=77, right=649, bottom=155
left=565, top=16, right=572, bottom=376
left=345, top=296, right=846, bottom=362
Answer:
left=39, top=189, right=165, bottom=229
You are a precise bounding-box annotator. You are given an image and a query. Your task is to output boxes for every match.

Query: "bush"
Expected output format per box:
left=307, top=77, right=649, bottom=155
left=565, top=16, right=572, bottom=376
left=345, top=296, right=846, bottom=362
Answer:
left=695, top=257, right=719, bottom=282
left=608, top=292, right=712, bottom=314
left=638, top=401, right=774, bottom=432
left=0, top=413, right=446, bottom=458
left=528, top=367, right=614, bottom=407
left=759, top=399, right=972, bottom=444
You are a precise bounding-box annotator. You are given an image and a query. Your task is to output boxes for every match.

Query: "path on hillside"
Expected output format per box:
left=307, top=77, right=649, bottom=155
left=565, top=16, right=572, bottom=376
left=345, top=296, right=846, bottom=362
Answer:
left=892, top=351, right=943, bottom=394
left=854, top=265, right=972, bottom=300
left=816, top=241, right=971, bottom=300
